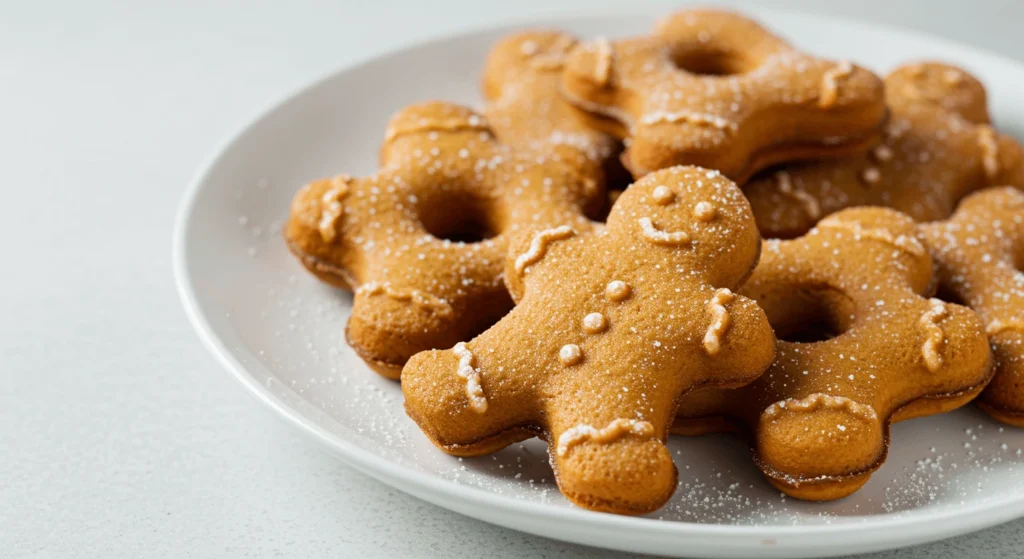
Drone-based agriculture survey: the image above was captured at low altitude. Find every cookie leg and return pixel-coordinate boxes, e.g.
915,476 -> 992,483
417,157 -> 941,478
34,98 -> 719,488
754,395 -> 886,500
545,401 -> 676,515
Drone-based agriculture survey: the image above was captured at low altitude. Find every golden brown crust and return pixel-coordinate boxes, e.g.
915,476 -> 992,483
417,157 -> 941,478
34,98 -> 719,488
402,166 -> 776,514
560,9 -> 887,182
921,187 -> 1024,426
284,102 -> 604,376
482,30 -> 625,202
673,207 -> 994,500
746,63 -> 1024,239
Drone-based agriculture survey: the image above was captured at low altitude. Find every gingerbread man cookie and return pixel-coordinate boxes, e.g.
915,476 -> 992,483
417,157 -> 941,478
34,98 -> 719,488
560,9 -> 887,182
746,62 -> 1024,239
922,187 -> 1024,426
402,166 -> 776,514
285,102 -> 604,378
673,207 -> 993,500
482,31 -> 623,194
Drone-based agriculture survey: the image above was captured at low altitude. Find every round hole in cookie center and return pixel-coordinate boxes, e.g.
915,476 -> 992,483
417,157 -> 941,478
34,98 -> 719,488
670,47 -> 753,76
417,193 -> 503,244
754,285 -> 855,344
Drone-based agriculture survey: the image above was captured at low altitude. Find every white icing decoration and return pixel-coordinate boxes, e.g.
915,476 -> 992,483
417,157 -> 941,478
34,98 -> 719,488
559,344 -> 583,366
978,125 -> 1001,180
641,110 -> 738,132
693,201 -> 717,222
638,217 -> 690,246
987,319 -> 1024,336
452,342 -> 488,413
819,60 -> 853,108
703,288 -> 735,356
357,282 -> 452,315
317,175 -> 351,242
583,312 -> 608,334
592,37 -> 613,85
605,280 -> 631,301
514,226 -> 576,274
384,115 -> 490,143
817,217 -> 926,257
763,393 -> 877,421
920,299 -> 948,373
651,185 -> 675,205
556,418 -> 655,457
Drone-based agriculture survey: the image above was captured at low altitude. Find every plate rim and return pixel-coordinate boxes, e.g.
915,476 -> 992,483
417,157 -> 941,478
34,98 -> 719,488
172,6 -> 1024,556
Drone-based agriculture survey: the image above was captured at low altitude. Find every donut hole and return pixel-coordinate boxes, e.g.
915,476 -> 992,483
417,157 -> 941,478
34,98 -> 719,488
935,283 -> 969,308
754,285 -> 855,344
417,193 -> 504,243
669,47 -> 753,76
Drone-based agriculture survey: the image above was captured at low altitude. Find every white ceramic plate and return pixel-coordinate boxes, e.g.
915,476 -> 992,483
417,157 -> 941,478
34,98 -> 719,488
174,8 -> 1024,558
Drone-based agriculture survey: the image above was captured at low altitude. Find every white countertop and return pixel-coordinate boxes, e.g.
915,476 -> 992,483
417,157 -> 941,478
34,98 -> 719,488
5,0 -> 1024,557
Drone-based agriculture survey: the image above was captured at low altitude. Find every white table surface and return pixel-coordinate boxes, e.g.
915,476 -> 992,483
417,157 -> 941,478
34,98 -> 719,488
5,0 -> 1024,557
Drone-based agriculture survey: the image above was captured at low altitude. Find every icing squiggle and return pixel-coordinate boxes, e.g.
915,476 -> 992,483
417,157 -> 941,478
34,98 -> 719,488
592,37 -> 613,86
819,60 -> 853,108
920,299 -> 948,373
775,171 -> 821,220
818,217 -> 926,257
557,418 -> 655,456
523,35 -> 576,70
357,282 -> 452,315
317,175 -> 351,242
452,343 -> 488,413
385,115 -> 489,143
703,288 -> 735,356
638,217 -> 691,246
977,125 -> 1001,180
514,226 -> 576,273
987,319 -> 1024,337
763,393 -> 878,422
641,110 -> 738,132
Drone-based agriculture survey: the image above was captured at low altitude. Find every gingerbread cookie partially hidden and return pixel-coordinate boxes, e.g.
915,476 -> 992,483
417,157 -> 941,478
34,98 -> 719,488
922,187 -> 1024,426
747,62 -> 1024,239
673,207 -> 993,500
402,167 -> 776,514
483,31 -> 622,195
560,9 -> 887,182
285,102 -> 604,378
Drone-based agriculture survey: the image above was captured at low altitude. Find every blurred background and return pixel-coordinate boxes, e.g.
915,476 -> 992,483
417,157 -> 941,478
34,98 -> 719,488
3,1 -> 1023,557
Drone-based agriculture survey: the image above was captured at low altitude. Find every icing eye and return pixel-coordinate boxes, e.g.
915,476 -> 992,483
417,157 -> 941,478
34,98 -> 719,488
651,185 -> 675,205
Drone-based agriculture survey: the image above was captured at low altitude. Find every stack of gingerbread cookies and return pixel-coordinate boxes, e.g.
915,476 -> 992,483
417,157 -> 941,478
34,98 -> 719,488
284,9 -> 1024,515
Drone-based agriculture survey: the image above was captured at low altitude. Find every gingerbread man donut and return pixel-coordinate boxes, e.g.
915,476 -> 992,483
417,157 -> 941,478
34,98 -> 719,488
922,187 -> 1024,426
673,207 -> 993,500
402,167 -> 776,514
746,62 -> 1024,239
482,31 -> 622,193
284,102 -> 604,378
560,9 -> 887,182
